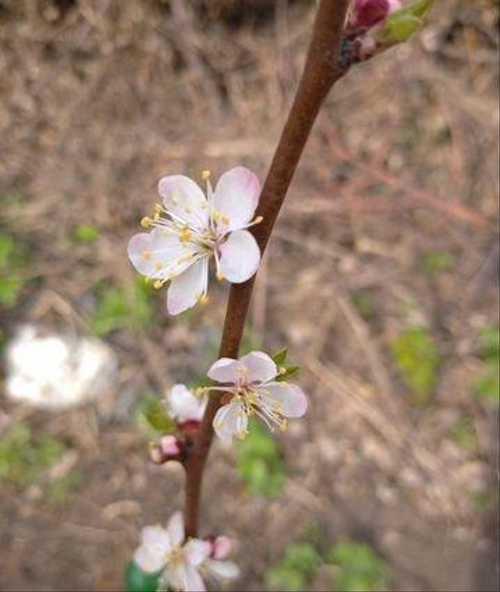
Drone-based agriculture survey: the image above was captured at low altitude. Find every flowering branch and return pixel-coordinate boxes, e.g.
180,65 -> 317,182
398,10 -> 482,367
183,0 -> 352,538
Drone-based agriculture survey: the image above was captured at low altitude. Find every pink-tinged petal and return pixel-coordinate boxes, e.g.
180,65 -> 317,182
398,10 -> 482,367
218,230 -> 260,283
167,258 -> 208,315
158,175 -> 208,230
183,564 -> 206,592
164,564 -> 187,592
134,545 -> 166,574
184,539 -> 211,567
167,512 -> 185,547
128,229 -> 192,280
261,382 -> 308,418
207,358 -> 243,384
168,384 -> 206,422
134,525 -> 171,572
206,560 -> 240,580
352,0 -> 393,28
213,400 -> 247,443
213,166 -> 260,233
240,351 -> 277,383
212,536 -> 233,560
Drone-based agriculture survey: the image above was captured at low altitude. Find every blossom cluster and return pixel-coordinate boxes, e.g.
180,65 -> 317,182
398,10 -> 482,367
134,511 -> 238,592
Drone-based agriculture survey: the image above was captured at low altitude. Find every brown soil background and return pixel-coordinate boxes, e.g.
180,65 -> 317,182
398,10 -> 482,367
0,1 -> 498,590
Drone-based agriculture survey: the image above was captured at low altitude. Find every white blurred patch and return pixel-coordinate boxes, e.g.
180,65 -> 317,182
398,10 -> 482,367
5,325 -> 118,410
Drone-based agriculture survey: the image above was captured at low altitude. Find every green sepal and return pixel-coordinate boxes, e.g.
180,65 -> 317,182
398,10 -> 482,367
272,348 -> 288,366
125,561 -> 162,592
276,365 -> 300,382
140,397 -> 176,435
379,0 -> 434,45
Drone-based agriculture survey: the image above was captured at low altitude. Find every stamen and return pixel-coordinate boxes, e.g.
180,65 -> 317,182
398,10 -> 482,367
141,216 -> 153,229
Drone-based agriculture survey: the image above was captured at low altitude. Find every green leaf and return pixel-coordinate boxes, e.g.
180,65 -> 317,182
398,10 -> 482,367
125,561 -> 162,592
139,397 -> 176,435
272,348 -> 288,366
265,543 -> 322,592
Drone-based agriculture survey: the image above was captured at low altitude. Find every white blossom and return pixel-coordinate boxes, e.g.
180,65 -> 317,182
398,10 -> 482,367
128,167 -> 262,315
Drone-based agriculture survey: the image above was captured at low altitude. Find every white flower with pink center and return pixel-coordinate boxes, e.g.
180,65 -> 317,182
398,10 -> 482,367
134,512 -> 211,592
205,351 -> 308,443
128,167 -> 262,315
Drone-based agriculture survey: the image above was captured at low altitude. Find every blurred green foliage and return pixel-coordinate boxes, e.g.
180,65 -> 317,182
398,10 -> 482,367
0,423 -> 66,487
125,561 -> 162,592
236,420 -> 286,498
421,251 -> 456,276
327,542 -> 390,592
352,291 -> 376,321
391,327 -> 441,406
474,327 -> 499,405
91,278 -> 154,336
449,417 -> 478,452
73,224 -> 101,244
47,471 -> 83,505
0,231 -> 29,308
265,543 -> 322,592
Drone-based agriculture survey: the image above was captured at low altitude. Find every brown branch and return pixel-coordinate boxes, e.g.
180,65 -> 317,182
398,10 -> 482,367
183,0 -> 351,538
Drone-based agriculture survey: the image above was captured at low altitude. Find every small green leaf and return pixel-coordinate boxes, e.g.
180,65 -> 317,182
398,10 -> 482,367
140,397 -> 176,435
379,0 -> 434,45
276,366 -> 300,382
272,348 -> 288,366
125,561 -> 162,592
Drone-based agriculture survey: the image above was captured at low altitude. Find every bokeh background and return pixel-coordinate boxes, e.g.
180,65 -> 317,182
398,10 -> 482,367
0,1 -> 498,590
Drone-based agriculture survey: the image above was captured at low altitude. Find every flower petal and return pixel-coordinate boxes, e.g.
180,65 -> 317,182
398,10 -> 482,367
167,511 -> 184,547
240,351 -> 277,383
168,384 -> 206,422
206,560 -> 240,580
213,400 -> 248,443
206,358 -> 243,384
213,166 -> 260,233
183,564 -> 207,592
212,536 -> 233,560
167,258 -> 208,315
184,539 -> 211,567
260,382 -> 308,418
134,525 -> 171,573
218,230 -> 260,283
158,175 -> 209,230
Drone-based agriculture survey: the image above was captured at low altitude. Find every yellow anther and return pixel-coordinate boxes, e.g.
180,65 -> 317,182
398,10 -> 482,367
141,216 -> 153,229
199,293 -> 209,305
154,203 -> 163,214
153,212 -> 161,221
254,216 -> 263,224
280,419 -> 289,432
201,169 -> 211,181
153,280 -> 165,290
179,228 -> 192,244
279,366 -> 287,375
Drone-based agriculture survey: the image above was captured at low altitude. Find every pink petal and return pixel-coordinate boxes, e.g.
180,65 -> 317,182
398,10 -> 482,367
134,525 -> 171,572
261,382 -> 308,418
184,539 -> 211,567
240,351 -> 277,383
168,384 -> 206,422
167,258 -> 208,315
158,175 -> 208,230
160,435 -> 182,456
213,166 -> 260,233
213,400 -> 247,443
212,536 -> 233,560
218,230 -> 260,283
134,545 -> 166,573
207,358 -> 242,384
128,229 -> 192,279
167,512 -> 185,547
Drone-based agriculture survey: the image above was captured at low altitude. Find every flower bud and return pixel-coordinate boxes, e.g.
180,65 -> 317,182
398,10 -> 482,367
351,0 -> 401,29
149,436 -> 184,464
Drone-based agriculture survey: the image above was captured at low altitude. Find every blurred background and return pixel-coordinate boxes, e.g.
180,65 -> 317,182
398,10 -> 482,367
0,1 -> 498,590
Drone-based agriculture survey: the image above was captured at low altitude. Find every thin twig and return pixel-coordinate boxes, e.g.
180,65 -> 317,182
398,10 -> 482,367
183,0 -> 351,538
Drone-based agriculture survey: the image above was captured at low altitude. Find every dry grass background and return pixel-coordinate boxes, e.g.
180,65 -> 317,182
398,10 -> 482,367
0,0 -> 498,590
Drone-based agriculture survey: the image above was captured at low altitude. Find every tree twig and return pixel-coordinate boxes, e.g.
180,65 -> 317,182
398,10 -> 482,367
183,0 -> 351,538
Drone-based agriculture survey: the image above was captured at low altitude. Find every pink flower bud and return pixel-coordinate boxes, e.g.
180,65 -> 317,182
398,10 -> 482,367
212,536 -> 233,560
160,435 -> 182,456
352,0 -> 401,29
